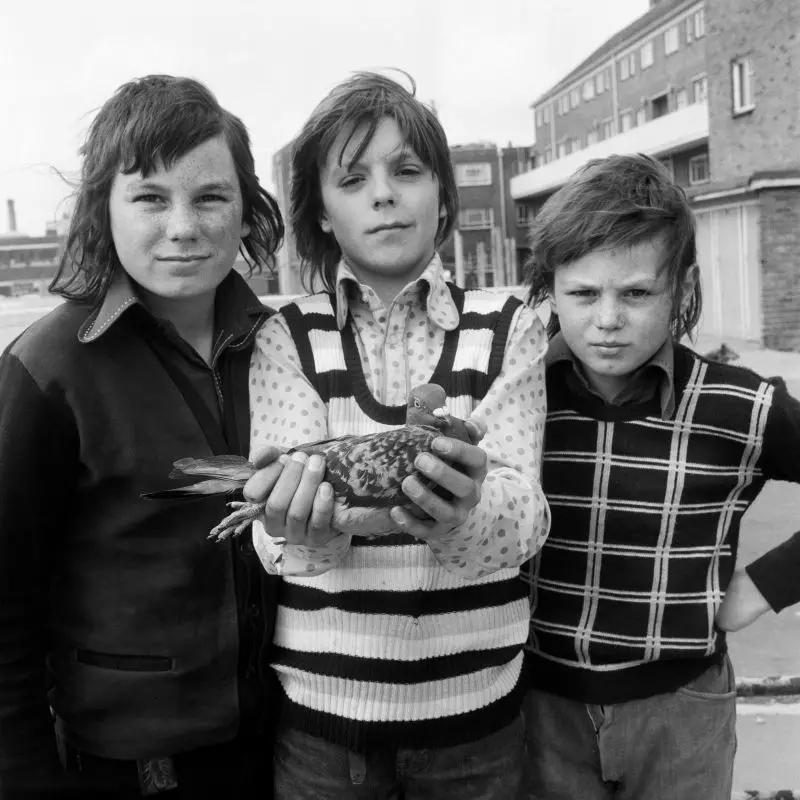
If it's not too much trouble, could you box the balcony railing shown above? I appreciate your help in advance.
[511,101,709,200]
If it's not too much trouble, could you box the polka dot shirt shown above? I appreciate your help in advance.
[249,255,551,579]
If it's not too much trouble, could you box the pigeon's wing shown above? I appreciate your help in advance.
[288,434,361,458]
[168,455,256,481]
[319,426,439,509]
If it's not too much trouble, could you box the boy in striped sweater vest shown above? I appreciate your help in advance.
[519,153,800,800]
[242,73,551,798]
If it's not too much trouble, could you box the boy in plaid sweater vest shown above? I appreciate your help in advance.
[519,154,800,800]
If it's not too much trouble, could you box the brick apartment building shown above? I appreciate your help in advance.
[439,143,533,287]
[511,0,800,350]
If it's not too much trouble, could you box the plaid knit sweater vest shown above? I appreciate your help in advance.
[274,285,527,751]
[527,344,775,704]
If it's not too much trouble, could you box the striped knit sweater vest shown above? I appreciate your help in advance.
[527,344,775,704]
[274,285,527,751]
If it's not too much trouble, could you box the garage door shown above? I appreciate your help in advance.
[694,201,761,342]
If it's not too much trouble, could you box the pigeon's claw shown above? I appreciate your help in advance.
[208,501,265,542]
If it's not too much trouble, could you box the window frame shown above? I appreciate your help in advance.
[665,25,679,55]
[689,153,710,185]
[732,56,755,115]
[454,162,493,188]
[692,73,709,103]
[641,40,654,69]
[458,208,494,230]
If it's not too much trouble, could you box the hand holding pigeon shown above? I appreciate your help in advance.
[144,384,479,541]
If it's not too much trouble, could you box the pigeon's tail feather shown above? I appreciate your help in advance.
[168,456,256,482]
[142,478,244,499]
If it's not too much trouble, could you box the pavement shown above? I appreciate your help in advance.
[2,298,800,796]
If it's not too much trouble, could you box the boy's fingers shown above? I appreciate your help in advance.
[250,444,284,469]
[401,476,469,526]
[429,439,487,476]
[413,455,475,497]
[285,455,326,533]
[465,418,487,444]
[243,460,285,503]
[306,482,336,546]
[262,454,307,523]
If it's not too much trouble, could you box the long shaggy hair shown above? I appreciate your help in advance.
[525,153,702,340]
[51,74,284,304]
[290,70,458,293]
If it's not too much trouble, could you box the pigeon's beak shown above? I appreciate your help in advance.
[432,407,452,427]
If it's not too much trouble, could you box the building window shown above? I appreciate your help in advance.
[543,105,550,124]
[535,109,543,128]
[636,107,647,126]
[629,53,636,77]
[665,26,679,55]
[543,147,553,164]
[692,74,708,103]
[600,118,613,140]
[455,162,492,187]
[583,79,595,101]
[595,71,605,94]
[458,208,494,230]
[557,95,566,115]
[651,93,669,119]
[557,141,567,159]
[641,40,654,69]
[693,9,706,38]
[620,58,630,81]
[676,88,688,109]
[619,110,633,132]
[689,154,709,185]
[516,204,528,226]
[587,129,599,146]
[686,15,694,43]
[570,88,581,108]
[732,57,755,114]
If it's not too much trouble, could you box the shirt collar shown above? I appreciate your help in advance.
[78,268,269,345]
[332,253,460,331]
[546,331,676,419]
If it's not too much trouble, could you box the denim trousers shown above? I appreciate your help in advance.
[274,715,524,800]
[519,656,737,800]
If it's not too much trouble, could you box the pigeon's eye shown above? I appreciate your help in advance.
[413,398,422,408]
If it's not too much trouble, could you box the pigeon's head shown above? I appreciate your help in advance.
[407,383,450,429]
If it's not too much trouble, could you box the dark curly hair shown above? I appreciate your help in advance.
[525,153,702,341]
[290,70,458,293]
[51,74,284,303]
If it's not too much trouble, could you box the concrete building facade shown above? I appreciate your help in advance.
[512,0,800,350]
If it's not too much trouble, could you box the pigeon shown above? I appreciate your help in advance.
[143,383,472,541]
[703,343,740,364]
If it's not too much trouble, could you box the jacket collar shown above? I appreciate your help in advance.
[78,269,269,348]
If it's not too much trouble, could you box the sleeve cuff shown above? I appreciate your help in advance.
[745,530,800,612]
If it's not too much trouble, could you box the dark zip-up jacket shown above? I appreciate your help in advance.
[0,270,277,777]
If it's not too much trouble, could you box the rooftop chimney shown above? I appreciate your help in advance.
[6,199,16,233]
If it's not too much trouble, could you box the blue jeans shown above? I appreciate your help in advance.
[275,716,524,799]
[519,656,737,800]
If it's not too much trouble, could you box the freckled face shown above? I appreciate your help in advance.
[318,116,442,295]
[108,135,250,307]
[550,239,693,402]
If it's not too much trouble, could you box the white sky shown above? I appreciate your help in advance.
[1,0,647,235]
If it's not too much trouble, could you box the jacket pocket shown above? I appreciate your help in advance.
[75,649,174,672]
